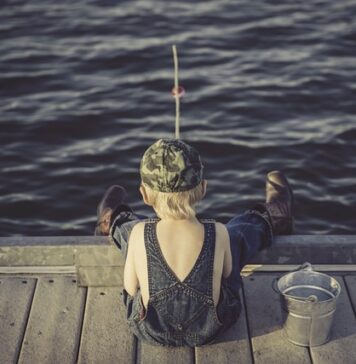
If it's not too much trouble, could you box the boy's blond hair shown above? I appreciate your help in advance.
[143,183,204,220]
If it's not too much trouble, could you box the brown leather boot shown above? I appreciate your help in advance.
[265,170,294,235]
[95,185,128,236]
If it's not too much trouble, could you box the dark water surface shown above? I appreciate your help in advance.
[1,0,355,236]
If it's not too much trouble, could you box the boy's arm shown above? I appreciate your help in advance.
[223,240,233,278]
[216,223,232,278]
[110,215,142,260]
[123,225,140,296]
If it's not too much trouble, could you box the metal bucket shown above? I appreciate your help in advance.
[275,263,341,347]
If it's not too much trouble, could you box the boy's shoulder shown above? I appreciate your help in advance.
[129,218,159,237]
[131,221,145,232]
[214,221,230,244]
[199,218,227,232]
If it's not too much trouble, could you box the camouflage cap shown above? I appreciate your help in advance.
[140,139,203,192]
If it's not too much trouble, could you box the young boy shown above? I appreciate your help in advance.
[95,138,293,347]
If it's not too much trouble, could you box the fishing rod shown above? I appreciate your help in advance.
[172,45,185,139]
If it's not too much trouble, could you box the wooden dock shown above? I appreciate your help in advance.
[1,236,356,364]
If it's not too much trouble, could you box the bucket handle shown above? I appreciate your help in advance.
[272,278,319,302]
[299,262,313,271]
[271,262,315,299]
[272,277,280,295]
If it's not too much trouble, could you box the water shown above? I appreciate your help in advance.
[1,0,355,236]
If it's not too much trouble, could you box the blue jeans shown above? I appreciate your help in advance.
[223,210,273,295]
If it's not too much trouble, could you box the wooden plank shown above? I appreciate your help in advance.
[138,341,194,364]
[18,276,85,364]
[251,235,356,265]
[78,287,135,364]
[77,266,122,287]
[75,246,122,266]
[1,235,356,266]
[195,293,252,364]
[310,276,356,364]
[243,274,311,364]
[0,236,108,247]
[1,235,356,267]
[243,264,356,273]
[0,246,76,266]
[272,235,356,245]
[0,244,123,268]
[0,276,36,364]
[345,275,356,315]
[0,266,76,274]
[0,235,355,247]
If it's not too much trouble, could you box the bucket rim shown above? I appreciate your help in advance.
[274,263,341,303]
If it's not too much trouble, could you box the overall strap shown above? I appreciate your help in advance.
[182,221,216,298]
[144,220,216,299]
[144,221,178,297]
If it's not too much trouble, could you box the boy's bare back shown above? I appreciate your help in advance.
[124,218,232,308]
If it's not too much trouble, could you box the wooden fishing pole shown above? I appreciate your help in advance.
[172,45,184,139]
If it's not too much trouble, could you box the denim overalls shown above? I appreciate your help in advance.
[110,210,272,347]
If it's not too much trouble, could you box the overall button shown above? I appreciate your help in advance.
[177,324,183,331]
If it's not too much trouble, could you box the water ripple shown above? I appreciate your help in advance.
[1,0,355,235]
